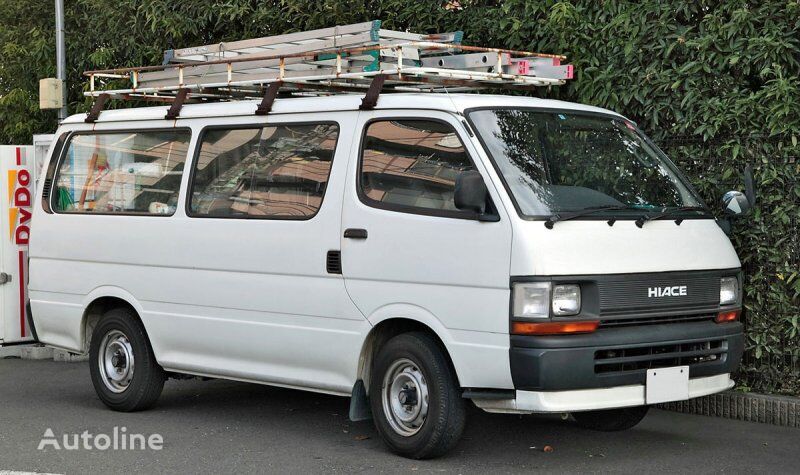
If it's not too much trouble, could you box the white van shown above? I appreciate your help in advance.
[29,93,749,458]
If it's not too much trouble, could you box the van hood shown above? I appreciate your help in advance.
[510,218,740,276]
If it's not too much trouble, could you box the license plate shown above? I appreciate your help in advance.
[645,366,689,404]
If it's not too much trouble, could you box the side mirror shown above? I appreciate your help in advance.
[721,191,750,216]
[455,170,487,213]
[721,164,756,217]
[455,170,497,221]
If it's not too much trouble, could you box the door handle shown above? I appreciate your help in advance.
[344,228,368,239]
[0,272,11,285]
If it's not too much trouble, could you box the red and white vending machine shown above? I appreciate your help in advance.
[1,145,36,345]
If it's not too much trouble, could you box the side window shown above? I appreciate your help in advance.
[189,123,338,219]
[360,119,477,214]
[53,130,191,215]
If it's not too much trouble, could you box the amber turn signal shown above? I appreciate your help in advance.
[512,320,600,336]
[715,310,741,323]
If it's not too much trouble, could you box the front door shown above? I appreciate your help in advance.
[340,111,513,385]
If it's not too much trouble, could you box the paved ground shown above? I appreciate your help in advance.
[0,358,797,474]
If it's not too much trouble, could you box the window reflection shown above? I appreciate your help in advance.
[190,124,338,218]
[470,110,702,216]
[361,120,475,212]
[55,131,190,214]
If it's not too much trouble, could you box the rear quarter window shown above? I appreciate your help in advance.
[53,130,191,215]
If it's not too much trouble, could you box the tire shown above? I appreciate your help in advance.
[89,307,165,412]
[572,405,649,431]
[369,332,465,459]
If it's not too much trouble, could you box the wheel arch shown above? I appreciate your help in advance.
[80,287,145,354]
[357,309,464,395]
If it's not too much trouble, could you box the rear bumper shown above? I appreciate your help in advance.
[509,321,744,391]
[474,373,734,414]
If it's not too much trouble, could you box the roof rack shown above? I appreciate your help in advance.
[83,20,573,105]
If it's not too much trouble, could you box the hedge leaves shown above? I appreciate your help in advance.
[1,0,797,393]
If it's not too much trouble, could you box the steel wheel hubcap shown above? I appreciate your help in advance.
[99,330,135,393]
[382,358,429,437]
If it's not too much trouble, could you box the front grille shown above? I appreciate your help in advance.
[594,338,727,374]
[599,314,715,328]
[596,270,722,314]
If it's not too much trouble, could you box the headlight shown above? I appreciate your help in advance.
[552,284,581,316]
[720,277,738,305]
[513,282,551,319]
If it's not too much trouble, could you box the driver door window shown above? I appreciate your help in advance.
[359,119,481,218]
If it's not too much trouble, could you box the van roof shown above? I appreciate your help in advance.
[62,93,625,124]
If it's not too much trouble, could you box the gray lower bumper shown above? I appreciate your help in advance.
[510,321,744,391]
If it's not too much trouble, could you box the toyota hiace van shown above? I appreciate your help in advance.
[29,93,748,458]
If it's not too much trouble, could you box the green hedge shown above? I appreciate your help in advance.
[1,1,798,393]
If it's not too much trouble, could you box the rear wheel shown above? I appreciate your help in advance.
[369,332,465,459]
[89,307,165,412]
[572,405,649,431]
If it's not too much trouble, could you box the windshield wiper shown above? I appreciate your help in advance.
[544,205,635,229]
[634,206,709,228]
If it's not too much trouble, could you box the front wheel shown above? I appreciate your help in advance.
[572,405,650,431]
[369,332,465,459]
[89,307,165,412]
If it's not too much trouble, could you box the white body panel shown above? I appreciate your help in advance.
[30,114,366,395]
[28,94,741,408]
[509,219,740,276]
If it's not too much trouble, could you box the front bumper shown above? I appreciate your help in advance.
[473,373,734,414]
[510,320,744,391]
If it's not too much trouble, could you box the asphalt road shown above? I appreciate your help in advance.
[0,358,797,474]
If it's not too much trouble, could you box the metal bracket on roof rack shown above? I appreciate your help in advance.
[84,93,111,123]
[165,88,190,120]
[359,75,386,110]
[162,49,175,65]
[255,81,283,115]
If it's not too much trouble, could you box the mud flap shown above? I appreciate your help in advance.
[349,379,372,422]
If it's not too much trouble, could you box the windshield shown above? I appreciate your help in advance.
[468,109,706,218]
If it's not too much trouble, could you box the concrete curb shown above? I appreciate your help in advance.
[0,344,87,362]
[659,390,800,428]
